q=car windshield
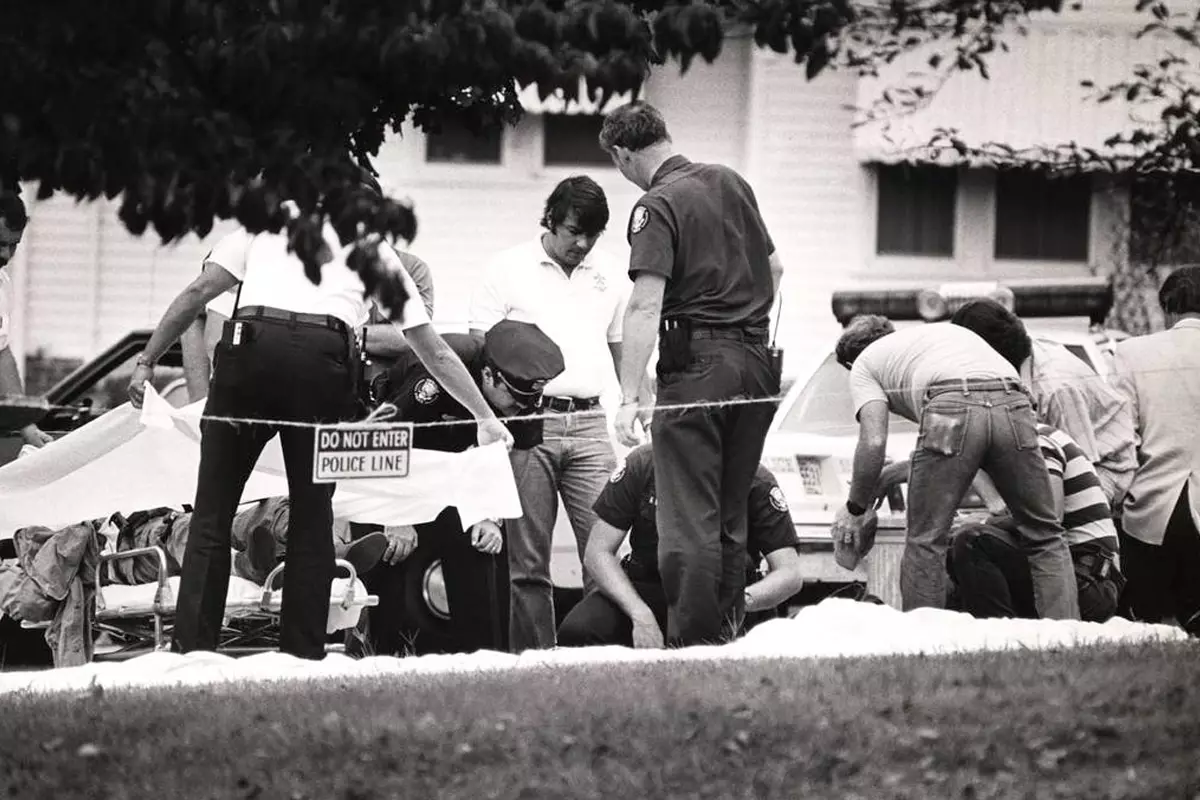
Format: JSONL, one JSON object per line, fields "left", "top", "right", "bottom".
{"left": 777, "top": 354, "right": 919, "bottom": 438}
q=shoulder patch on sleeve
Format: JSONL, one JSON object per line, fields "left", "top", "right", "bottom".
{"left": 610, "top": 462, "right": 627, "bottom": 483}
{"left": 413, "top": 377, "right": 441, "bottom": 405}
{"left": 768, "top": 486, "right": 789, "bottom": 513}
{"left": 630, "top": 205, "right": 649, "bottom": 234}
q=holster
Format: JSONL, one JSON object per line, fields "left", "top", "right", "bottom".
{"left": 349, "top": 328, "right": 373, "bottom": 417}
{"left": 658, "top": 318, "right": 692, "bottom": 373}
{"left": 620, "top": 553, "right": 660, "bottom": 584}
{"left": 1073, "top": 547, "right": 1126, "bottom": 594}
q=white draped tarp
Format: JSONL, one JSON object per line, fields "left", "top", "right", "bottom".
{"left": 0, "top": 387, "right": 522, "bottom": 539}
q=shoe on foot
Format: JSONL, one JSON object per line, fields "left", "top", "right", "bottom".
{"left": 246, "top": 524, "right": 279, "bottom": 583}
{"left": 340, "top": 531, "right": 388, "bottom": 577}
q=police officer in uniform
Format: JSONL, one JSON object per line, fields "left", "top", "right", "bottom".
{"left": 600, "top": 101, "right": 786, "bottom": 646}
{"left": 128, "top": 177, "right": 512, "bottom": 660}
{"left": 557, "top": 443, "right": 804, "bottom": 648}
{"left": 364, "top": 319, "right": 565, "bottom": 655}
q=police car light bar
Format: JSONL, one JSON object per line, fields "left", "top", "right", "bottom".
{"left": 831, "top": 276, "right": 1114, "bottom": 327}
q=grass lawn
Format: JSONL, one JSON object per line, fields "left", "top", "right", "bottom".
{"left": 2, "top": 641, "right": 1198, "bottom": 799}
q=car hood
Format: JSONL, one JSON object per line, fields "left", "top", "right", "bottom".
{"left": 762, "top": 430, "right": 918, "bottom": 532}
{"left": 763, "top": 430, "right": 920, "bottom": 463}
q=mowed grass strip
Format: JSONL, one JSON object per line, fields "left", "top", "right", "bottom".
{"left": 2, "top": 641, "right": 1198, "bottom": 800}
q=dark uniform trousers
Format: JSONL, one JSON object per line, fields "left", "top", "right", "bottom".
{"left": 174, "top": 311, "right": 356, "bottom": 660}
{"left": 557, "top": 569, "right": 668, "bottom": 647}
{"left": 652, "top": 334, "right": 778, "bottom": 646}
{"left": 362, "top": 506, "right": 508, "bottom": 655}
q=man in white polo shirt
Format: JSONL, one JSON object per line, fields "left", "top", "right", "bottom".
{"left": 470, "top": 175, "right": 649, "bottom": 651}
{"left": 128, "top": 172, "right": 512, "bottom": 660}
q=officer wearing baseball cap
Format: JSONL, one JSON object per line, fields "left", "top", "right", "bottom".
{"left": 358, "top": 319, "right": 565, "bottom": 654}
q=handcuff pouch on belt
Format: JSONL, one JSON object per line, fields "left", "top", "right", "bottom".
{"left": 659, "top": 318, "right": 692, "bottom": 373}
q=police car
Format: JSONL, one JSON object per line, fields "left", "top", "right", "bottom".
{"left": 761, "top": 277, "right": 1129, "bottom": 597}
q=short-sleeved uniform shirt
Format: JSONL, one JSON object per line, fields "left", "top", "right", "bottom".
{"left": 206, "top": 246, "right": 435, "bottom": 322}
{"left": 626, "top": 155, "right": 776, "bottom": 331}
{"left": 593, "top": 444, "right": 798, "bottom": 579}
{"left": 1036, "top": 424, "right": 1118, "bottom": 551}
{"left": 206, "top": 217, "right": 429, "bottom": 333}
{"left": 849, "top": 323, "right": 1020, "bottom": 422}
{"left": 379, "top": 333, "right": 543, "bottom": 454}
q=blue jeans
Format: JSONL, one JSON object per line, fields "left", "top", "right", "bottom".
{"left": 506, "top": 412, "right": 616, "bottom": 651}
{"left": 905, "top": 378, "right": 1080, "bottom": 619}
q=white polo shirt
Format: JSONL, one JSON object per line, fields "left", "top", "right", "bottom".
{"left": 469, "top": 236, "right": 630, "bottom": 399}
{"left": 0, "top": 270, "right": 12, "bottom": 352}
{"left": 206, "top": 222, "right": 429, "bottom": 332}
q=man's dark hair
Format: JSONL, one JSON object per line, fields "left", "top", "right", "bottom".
{"left": 835, "top": 315, "right": 895, "bottom": 368}
{"left": 949, "top": 299, "right": 1032, "bottom": 370}
{"left": 598, "top": 101, "right": 671, "bottom": 153}
{"left": 541, "top": 175, "right": 609, "bottom": 237}
{"left": 0, "top": 191, "right": 28, "bottom": 232}
{"left": 1159, "top": 264, "right": 1200, "bottom": 315}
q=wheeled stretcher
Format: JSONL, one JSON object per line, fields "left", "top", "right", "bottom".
{"left": 24, "top": 546, "right": 378, "bottom": 661}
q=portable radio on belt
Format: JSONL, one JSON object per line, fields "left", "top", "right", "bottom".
{"left": 768, "top": 295, "right": 785, "bottom": 385}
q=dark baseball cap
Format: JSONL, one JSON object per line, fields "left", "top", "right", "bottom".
{"left": 483, "top": 320, "right": 565, "bottom": 404}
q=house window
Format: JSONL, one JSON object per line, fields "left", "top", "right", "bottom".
{"left": 994, "top": 171, "right": 1090, "bottom": 261}
{"left": 425, "top": 120, "right": 502, "bottom": 165}
{"left": 875, "top": 165, "right": 957, "bottom": 257}
{"left": 543, "top": 114, "right": 610, "bottom": 167}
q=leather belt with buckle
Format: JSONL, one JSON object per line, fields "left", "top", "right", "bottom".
{"left": 543, "top": 396, "right": 601, "bottom": 413}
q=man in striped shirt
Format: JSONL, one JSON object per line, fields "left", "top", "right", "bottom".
{"left": 947, "top": 424, "right": 1125, "bottom": 623}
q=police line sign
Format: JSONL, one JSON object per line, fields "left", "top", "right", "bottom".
{"left": 312, "top": 423, "right": 414, "bottom": 483}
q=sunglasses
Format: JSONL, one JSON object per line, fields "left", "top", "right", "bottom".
{"left": 492, "top": 368, "right": 544, "bottom": 410}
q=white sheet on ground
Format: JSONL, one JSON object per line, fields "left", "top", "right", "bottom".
{"left": 0, "top": 600, "right": 1190, "bottom": 695}
{"left": 0, "top": 386, "right": 522, "bottom": 539}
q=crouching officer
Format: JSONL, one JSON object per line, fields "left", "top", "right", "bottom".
{"left": 557, "top": 443, "right": 805, "bottom": 648}
{"left": 127, "top": 178, "right": 512, "bottom": 661}
{"left": 362, "top": 319, "right": 565, "bottom": 655}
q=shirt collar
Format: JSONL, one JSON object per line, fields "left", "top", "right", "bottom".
{"left": 650, "top": 155, "right": 691, "bottom": 187}
{"left": 1171, "top": 317, "right": 1200, "bottom": 331}
{"left": 533, "top": 235, "right": 594, "bottom": 273}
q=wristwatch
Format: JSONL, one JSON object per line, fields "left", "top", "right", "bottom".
{"left": 845, "top": 500, "right": 867, "bottom": 517}
{"left": 135, "top": 354, "right": 155, "bottom": 369}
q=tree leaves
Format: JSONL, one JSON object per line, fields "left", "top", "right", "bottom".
{"left": 5, "top": 0, "right": 1196, "bottom": 317}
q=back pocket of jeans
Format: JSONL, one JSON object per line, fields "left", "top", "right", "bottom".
{"left": 918, "top": 407, "right": 968, "bottom": 456}
{"left": 1005, "top": 403, "right": 1039, "bottom": 450}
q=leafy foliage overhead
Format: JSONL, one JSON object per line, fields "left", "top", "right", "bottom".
{"left": 0, "top": 0, "right": 1074, "bottom": 313}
